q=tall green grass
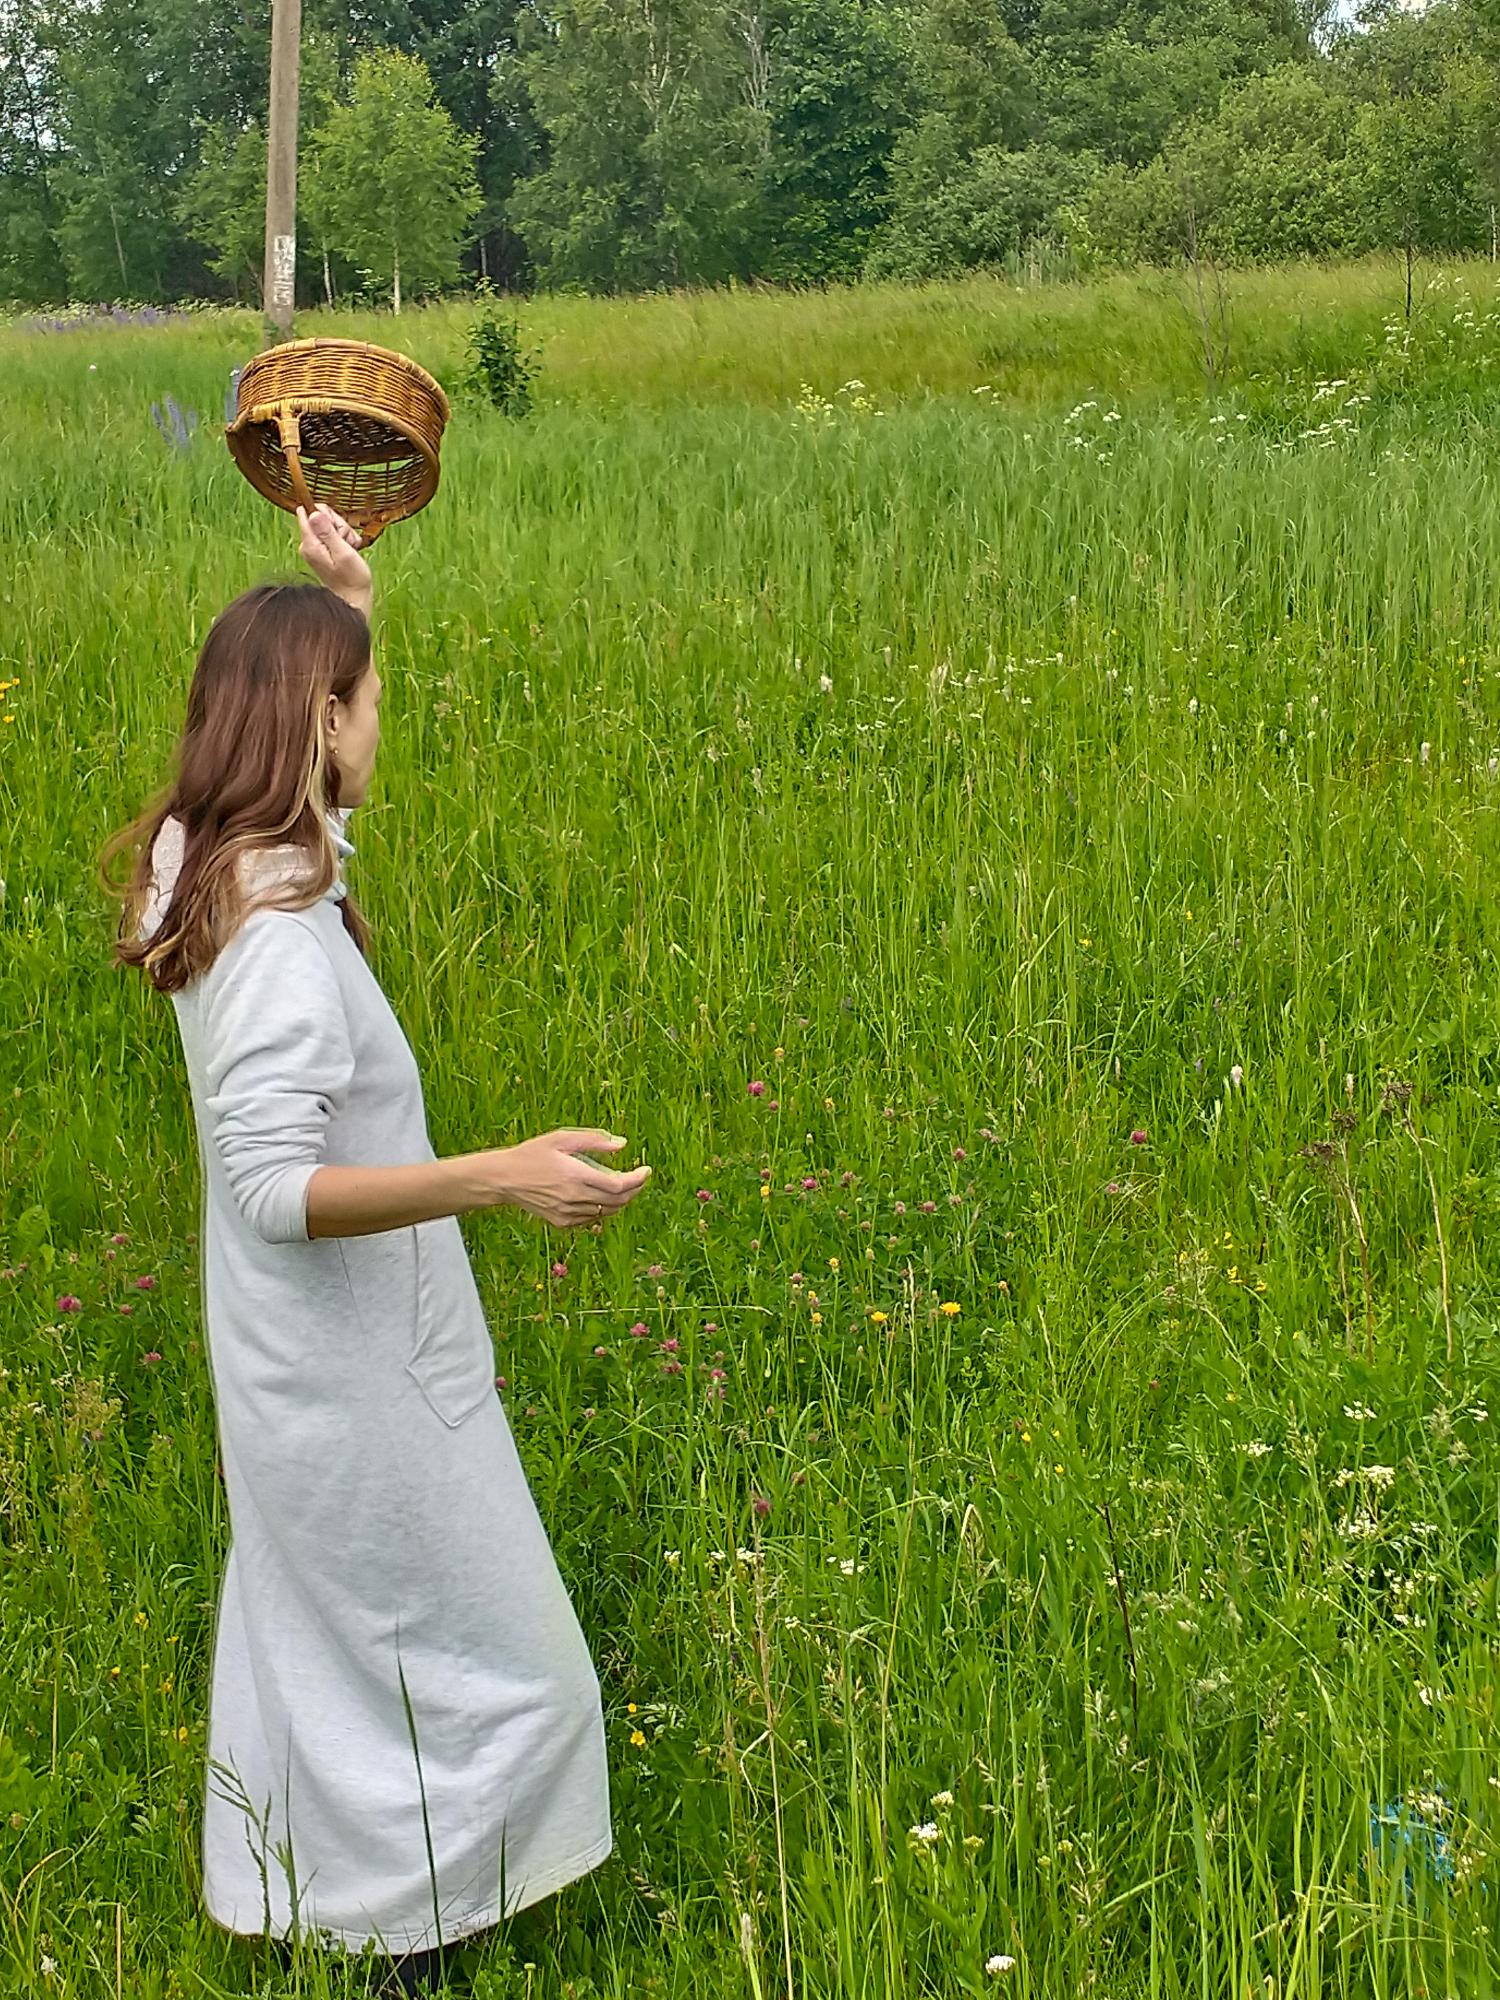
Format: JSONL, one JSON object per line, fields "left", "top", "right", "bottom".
{"left": 4, "top": 260, "right": 1500, "bottom": 1996}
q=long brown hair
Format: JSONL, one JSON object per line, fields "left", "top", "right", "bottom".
{"left": 103, "top": 582, "right": 374, "bottom": 993}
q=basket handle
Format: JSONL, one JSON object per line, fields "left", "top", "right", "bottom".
{"left": 276, "top": 408, "right": 316, "bottom": 517}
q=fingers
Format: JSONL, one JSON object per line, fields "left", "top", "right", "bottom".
{"left": 551, "top": 1129, "right": 625, "bottom": 1155}
{"left": 576, "top": 1163, "right": 651, "bottom": 1203}
{"left": 297, "top": 503, "right": 360, "bottom": 548}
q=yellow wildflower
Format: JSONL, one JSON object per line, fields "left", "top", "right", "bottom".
{"left": 630, "top": 1729, "right": 646, "bottom": 1748}
{"left": 627, "top": 1703, "right": 637, "bottom": 1715}
{"left": 940, "top": 1301, "right": 960, "bottom": 1318}
{"left": 828, "top": 1257, "right": 839, "bottom": 1272}
{"left": 869, "top": 1310, "right": 888, "bottom": 1325}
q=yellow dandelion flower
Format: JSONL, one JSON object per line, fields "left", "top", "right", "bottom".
{"left": 630, "top": 1729, "right": 646, "bottom": 1748}
{"left": 940, "top": 1301, "right": 960, "bottom": 1317}
{"left": 869, "top": 1310, "right": 888, "bottom": 1325}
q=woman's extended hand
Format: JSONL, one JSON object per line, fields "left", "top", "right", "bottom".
{"left": 493, "top": 1129, "right": 652, "bottom": 1230}
{"left": 296, "top": 503, "right": 373, "bottom": 618}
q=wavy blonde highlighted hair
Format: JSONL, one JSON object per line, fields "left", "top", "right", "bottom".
{"left": 103, "top": 582, "right": 373, "bottom": 993}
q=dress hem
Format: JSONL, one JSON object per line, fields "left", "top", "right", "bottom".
{"left": 203, "top": 1828, "right": 614, "bottom": 1952}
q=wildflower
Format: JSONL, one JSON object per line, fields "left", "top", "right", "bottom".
{"left": 931, "top": 1789, "right": 954, "bottom": 1807}
{"left": 141, "top": 1351, "right": 161, "bottom": 1366}
{"left": 630, "top": 1729, "right": 646, "bottom": 1747}
{"left": 748, "top": 1080, "right": 766, "bottom": 1097}
{"left": 811, "top": 1313, "right": 823, "bottom": 1327}
{"left": 659, "top": 1337, "right": 680, "bottom": 1353}
{"left": 582, "top": 1407, "right": 596, "bottom": 1419}
{"left": 1344, "top": 1402, "right": 1378, "bottom": 1422}
{"left": 696, "top": 1189, "right": 714, "bottom": 1203}
{"left": 660, "top": 1360, "right": 683, "bottom": 1376}
{"left": 1229, "top": 1065, "right": 1244, "bottom": 1089}
{"left": 176, "top": 1725, "right": 189, "bottom": 1743}
{"left": 110, "top": 1233, "right": 128, "bottom": 1245}
{"left": 953, "top": 1146, "right": 967, "bottom": 1161}
{"left": 646, "top": 1264, "right": 664, "bottom": 1278}
{"left": 752, "top": 1495, "right": 771, "bottom": 1516}
{"left": 495, "top": 1375, "right": 508, "bottom": 1389}
{"left": 1130, "top": 1129, "right": 1147, "bottom": 1145}
{"left": 629, "top": 1322, "right": 648, "bottom": 1338}
{"left": 909, "top": 1821, "right": 940, "bottom": 1846}
{"left": 1020, "top": 1430, "right": 1032, "bottom": 1443}
{"left": 986, "top": 1955, "right": 1017, "bottom": 1976}
{"left": 664, "top": 1550, "right": 681, "bottom": 1564}
{"left": 56, "top": 1295, "right": 83, "bottom": 1313}
{"left": 828, "top": 1257, "right": 839, "bottom": 1272}
{"left": 134, "top": 1274, "right": 157, "bottom": 1291}
{"left": 920, "top": 1199, "right": 937, "bottom": 1214}
{"left": 627, "top": 1702, "right": 637, "bottom": 1715}
{"left": 940, "top": 1302, "right": 960, "bottom": 1318}
{"left": 869, "top": 1310, "right": 888, "bottom": 1326}
{"left": 893, "top": 1201, "right": 906, "bottom": 1216}
{"left": 593, "top": 1345, "right": 608, "bottom": 1357}
{"left": 802, "top": 1176, "right": 818, "bottom": 1191}
{"left": 551, "top": 1262, "right": 568, "bottom": 1279}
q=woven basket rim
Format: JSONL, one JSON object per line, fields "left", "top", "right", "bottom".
{"left": 238, "top": 336, "right": 451, "bottom": 421}
{"left": 225, "top": 396, "right": 441, "bottom": 466}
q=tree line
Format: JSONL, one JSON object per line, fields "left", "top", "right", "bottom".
{"left": 1, "top": 0, "right": 1497, "bottom": 309}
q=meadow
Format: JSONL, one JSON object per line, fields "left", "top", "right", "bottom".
{"left": 5, "top": 254, "right": 1500, "bottom": 1997}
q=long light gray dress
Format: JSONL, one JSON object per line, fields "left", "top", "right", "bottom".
{"left": 142, "top": 809, "right": 611, "bottom": 1955}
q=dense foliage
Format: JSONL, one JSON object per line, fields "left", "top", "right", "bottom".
{"left": 0, "top": 0, "right": 1496, "bottom": 302}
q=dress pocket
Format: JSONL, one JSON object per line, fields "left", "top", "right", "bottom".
{"left": 405, "top": 1216, "right": 498, "bottom": 1428}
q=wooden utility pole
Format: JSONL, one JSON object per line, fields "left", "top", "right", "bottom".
{"left": 262, "top": 0, "right": 300, "bottom": 346}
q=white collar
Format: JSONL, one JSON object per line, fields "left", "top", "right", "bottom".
{"left": 141, "top": 806, "right": 354, "bottom": 943}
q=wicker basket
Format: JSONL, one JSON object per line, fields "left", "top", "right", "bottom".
{"left": 225, "top": 337, "right": 451, "bottom": 544}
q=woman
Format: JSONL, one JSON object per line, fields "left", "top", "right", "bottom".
{"left": 104, "top": 504, "right": 650, "bottom": 1997}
